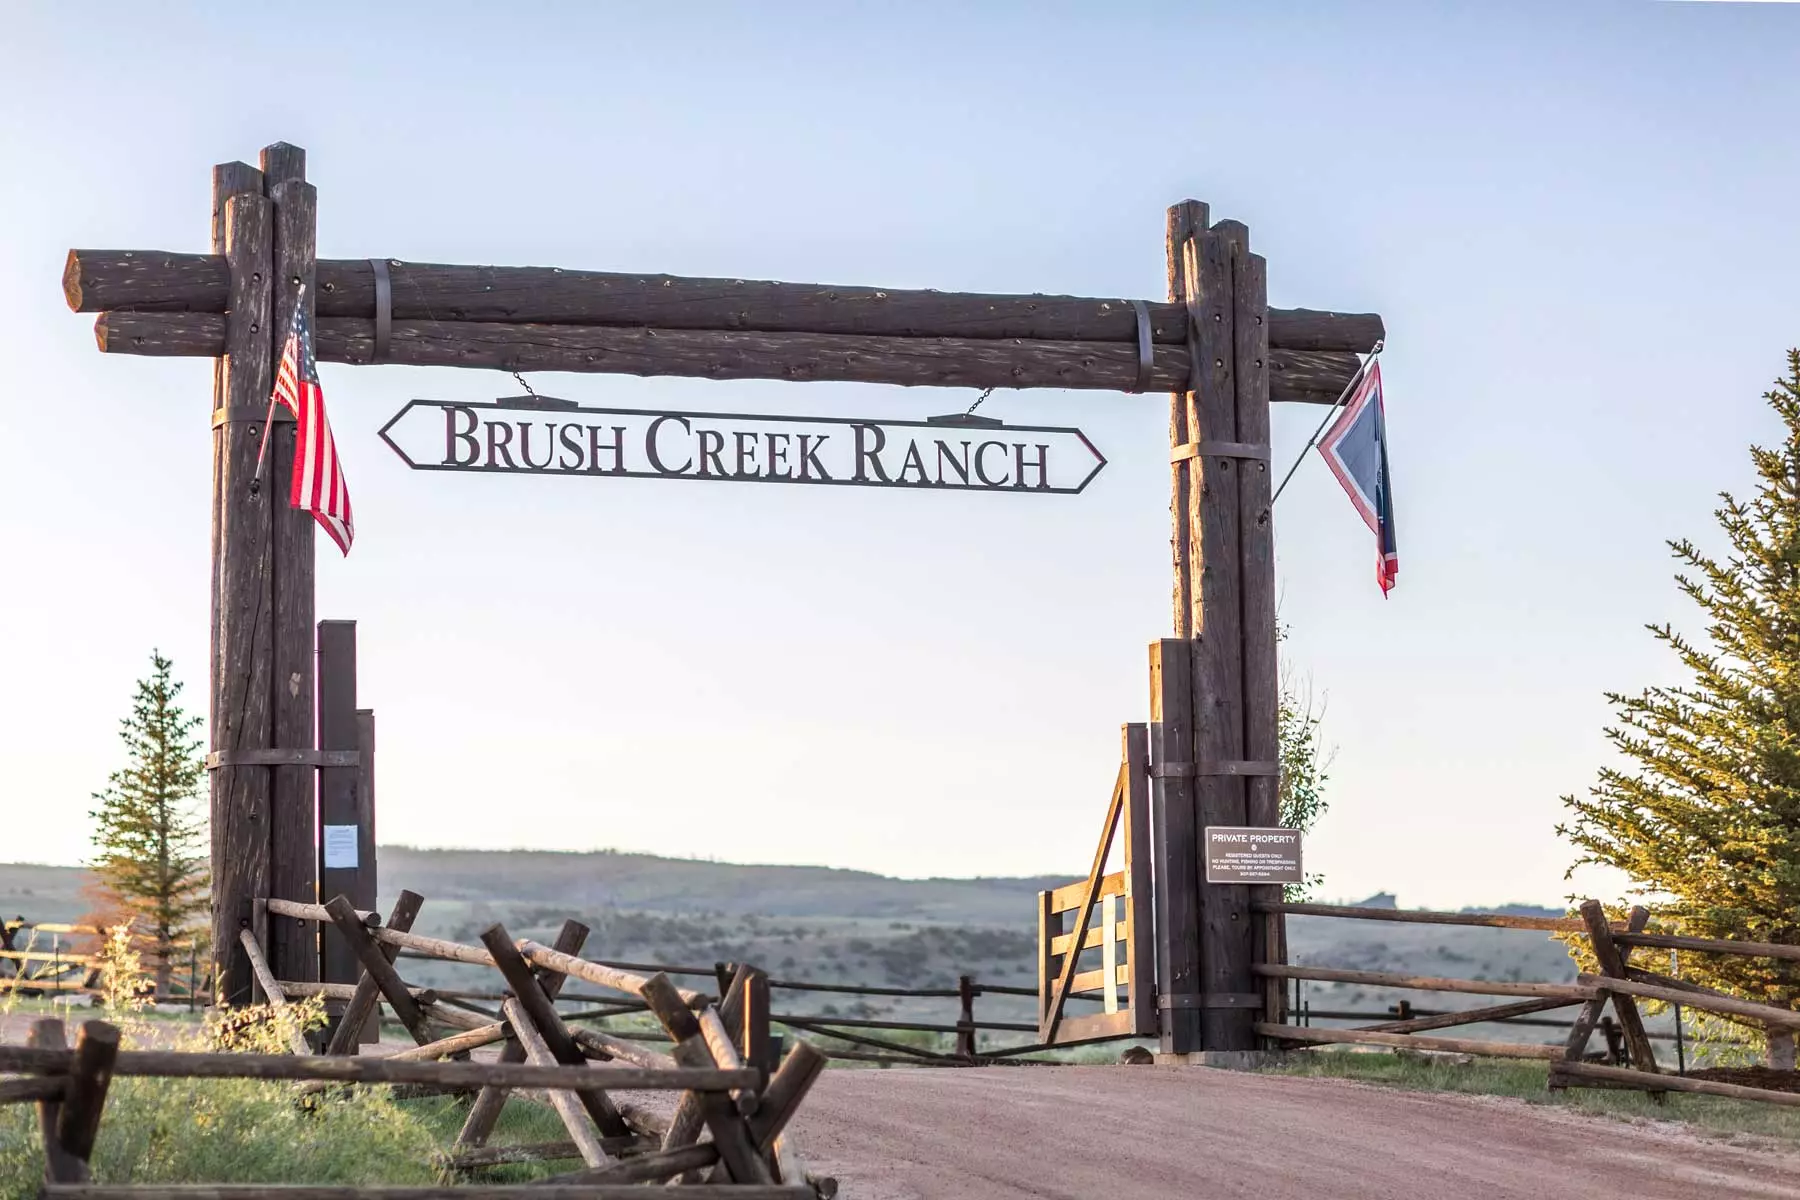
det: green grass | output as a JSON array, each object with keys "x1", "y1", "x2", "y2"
[{"x1": 1274, "y1": 1050, "x2": 1800, "y2": 1143}]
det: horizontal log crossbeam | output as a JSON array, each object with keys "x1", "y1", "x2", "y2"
[
  {"x1": 93, "y1": 311, "x2": 1360, "y2": 402},
  {"x1": 66, "y1": 249, "x2": 1383, "y2": 353}
]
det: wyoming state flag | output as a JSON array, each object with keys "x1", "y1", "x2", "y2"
[{"x1": 1318, "y1": 362, "x2": 1397, "y2": 595}]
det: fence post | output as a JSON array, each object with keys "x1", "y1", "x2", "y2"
[
  {"x1": 956, "y1": 975, "x2": 977, "y2": 1060},
  {"x1": 317, "y1": 620, "x2": 365, "y2": 1025}
]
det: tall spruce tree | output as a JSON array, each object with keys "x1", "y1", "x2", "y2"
[
  {"x1": 89, "y1": 651, "x2": 209, "y2": 994},
  {"x1": 1560, "y1": 351, "x2": 1800, "y2": 1012}
]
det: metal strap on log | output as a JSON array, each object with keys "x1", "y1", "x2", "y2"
[
  {"x1": 370, "y1": 258, "x2": 392, "y2": 362},
  {"x1": 1150, "y1": 760, "x2": 1278, "y2": 778},
  {"x1": 205, "y1": 749, "x2": 359, "y2": 770},
  {"x1": 1169, "y1": 441, "x2": 1270, "y2": 463}
]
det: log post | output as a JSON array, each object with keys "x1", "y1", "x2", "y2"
[
  {"x1": 209, "y1": 166, "x2": 275, "y2": 1008},
  {"x1": 1150, "y1": 639, "x2": 1200, "y2": 1055},
  {"x1": 29, "y1": 1019, "x2": 86, "y2": 1184},
  {"x1": 57, "y1": 1021, "x2": 119, "y2": 1168},
  {"x1": 638, "y1": 973, "x2": 773, "y2": 1185},
  {"x1": 955, "y1": 975, "x2": 977, "y2": 1060},
  {"x1": 264, "y1": 144, "x2": 318, "y2": 994},
  {"x1": 317, "y1": 622, "x2": 363, "y2": 1000},
  {"x1": 457, "y1": 918, "x2": 588, "y2": 1147},
  {"x1": 323, "y1": 896, "x2": 432, "y2": 1048},
  {"x1": 324, "y1": 890, "x2": 422, "y2": 1056}
]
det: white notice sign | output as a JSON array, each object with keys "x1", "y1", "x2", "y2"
[{"x1": 323, "y1": 824, "x2": 360, "y2": 869}]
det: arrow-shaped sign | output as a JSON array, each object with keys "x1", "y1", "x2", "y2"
[{"x1": 377, "y1": 399, "x2": 1107, "y2": 495}]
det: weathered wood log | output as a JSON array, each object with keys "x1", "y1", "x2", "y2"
[
  {"x1": 1557, "y1": 906, "x2": 1650, "y2": 1082},
  {"x1": 535, "y1": 1142, "x2": 720, "y2": 1186},
  {"x1": 56, "y1": 1021, "x2": 119, "y2": 1165},
  {"x1": 324, "y1": 897, "x2": 433, "y2": 1049},
  {"x1": 385, "y1": 1023, "x2": 507, "y2": 1062},
  {"x1": 516, "y1": 940, "x2": 706, "y2": 1007},
  {"x1": 438, "y1": 1139, "x2": 642, "y2": 1169},
  {"x1": 501, "y1": 999, "x2": 608, "y2": 1169},
  {"x1": 209, "y1": 182, "x2": 275, "y2": 1009},
  {"x1": 1553, "y1": 1059, "x2": 1800, "y2": 1107},
  {"x1": 0, "y1": 1077, "x2": 68, "y2": 1105},
  {"x1": 638, "y1": 973, "x2": 773, "y2": 1185},
  {"x1": 282, "y1": 980, "x2": 441, "y2": 1004},
  {"x1": 569, "y1": 1025, "x2": 676, "y2": 1071},
  {"x1": 1615, "y1": 929, "x2": 1800, "y2": 964},
  {"x1": 29, "y1": 1020, "x2": 87, "y2": 1184},
  {"x1": 664, "y1": 965, "x2": 752, "y2": 1177},
  {"x1": 64, "y1": 248, "x2": 1385, "y2": 352},
  {"x1": 1253, "y1": 1022, "x2": 1564, "y2": 1060},
  {"x1": 0, "y1": 1045, "x2": 755, "y2": 1093},
  {"x1": 1360, "y1": 996, "x2": 1583, "y2": 1035},
  {"x1": 749, "y1": 1042, "x2": 827, "y2": 1153},
  {"x1": 1252, "y1": 963, "x2": 1594, "y2": 1001},
  {"x1": 1254, "y1": 901, "x2": 1595, "y2": 933},
  {"x1": 238, "y1": 933, "x2": 307, "y2": 1055},
  {"x1": 458, "y1": 919, "x2": 589, "y2": 1150},
  {"x1": 265, "y1": 899, "x2": 380, "y2": 928},
  {"x1": 92, "y1": 311, "x2": 1360, "y2": 402},
  {"x1": 1578, "y1": 900, "x2": 1662, "y2": 1081},
  {"x1": 1577, "y1": 973, "x2": 1800, "y2": 1029},
  {"x1": 41, "y1": 1187, "x2": 813, "y2": 1200},
  {"x1": 325, "y1": 890, "x2": 423, "y2": 1056}
]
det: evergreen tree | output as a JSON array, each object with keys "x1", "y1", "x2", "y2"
[
  {"x1": 89, "y1": 651, "x2": 209, "y2": 994},
  {"x1": 1560, "y1": 352, "x2": 1800, "y2": 1010}
]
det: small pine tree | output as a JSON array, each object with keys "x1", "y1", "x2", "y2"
[
  {"x1": 89, "y1": 651, "x2": 210, "y2": 995},
  {"x1": 1560, "y1": 351, "x2": 1800, "y2": 1011}
]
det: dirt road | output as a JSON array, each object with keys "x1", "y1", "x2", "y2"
[{"x1": 789, "y1": 1065, "x2": 1800, "y2": 1199}]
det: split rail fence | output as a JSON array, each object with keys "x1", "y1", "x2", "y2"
[
  {"x1": 1, "y1": 919, "x2": 209, "y2": 1007},
  {"x1": 3, "y1": 890, "x2": 838, "y2": 1196},
  {"x1": 1252, "y1": 898, "x2": 1800, "y2": 1106}
]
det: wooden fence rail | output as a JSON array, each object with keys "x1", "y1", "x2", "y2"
[{"x1": 1254, "y1": 897, "x2": 1800, "y2": 1107}]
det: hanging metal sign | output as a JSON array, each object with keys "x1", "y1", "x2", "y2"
[
  {"x1": 1203, "y1": 827, "x2": 1304, "y2": 885},
  {"x1": 377, "y1": 397, "x2": 1106, "y2": 495}
]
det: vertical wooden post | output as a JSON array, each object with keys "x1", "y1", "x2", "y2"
[
  {"x1": 1149, "y1": 640, "x2": 1200, "y2": 1055},
  {"x1": 355, "y1": 706, "x2": 376, "y2": 1041},
  {"x1": 317, "y1": 621, "x2": 362, "y2": 997},
  {"x1": 1121, "y1": 722, "x2": 1156, "y2": 1037},
  {"x1": 955, "y1": 975, "x2": 977, "y2": 1060},
  {"x1": 264, "y1": 144, "x2": 318, "y2": 990},
  {"x1": 209, "y1": 165, "x2": 275, "y2": 1008},
  {"x1": 741, "y1": 967, "x2": 774, "y2": 1087}
]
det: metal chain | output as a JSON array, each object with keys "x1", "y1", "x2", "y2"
[
  {"x1": 965, "y1": 386, "x2": 995, "y2": 416},
  {"x1": 510, "y1": 370, "x2": 539, "y2": 400}
]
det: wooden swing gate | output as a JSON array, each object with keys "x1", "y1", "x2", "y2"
[{"x1": 63, "y1": 145, "x2": 1383, "y2": 1056}]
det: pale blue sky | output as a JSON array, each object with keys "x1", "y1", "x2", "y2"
[{"x1": 2, "y1": 2, "x2": 1796, "y2": 908}]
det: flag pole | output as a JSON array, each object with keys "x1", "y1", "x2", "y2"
[
  {"x1": 1270, "y1": 339, "x2": 1382, "y2": 505},
  {"x1": 250, "y1": 283, "x2": 306, "y2": 496}
]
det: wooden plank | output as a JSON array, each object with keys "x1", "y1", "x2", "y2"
[
  {"x1": 1048, "y1": 914, "x2": 1128, "y2": 957},
  {"x1": 94, "y1": 310, "x2": 1361, "y2": 403},
  {"x1": 1257, "y1": 901, "x2": 1594, "y2": 933},
  {"x1": 1167, "y1": 200, "x2": 1205, "y2": 636},
  {"x1": 1554, "y1": 1059, "x2": 1800, "y2": 1107},
  {"x1": 42, "y1": 1185, "x2": 813, "y2": 1200},
  {"x1": 56, "y1": 1021, "x2": 119, "y2": 1165},
  {"x1": 1257, "y1": 1022, "x2": 1564, "y2": 1060},
  {"x1": 1150, "y1": 641, "x2": 1201, "y2": 1055},
  {"x1": 1047, "y1": 1010, "x2": 1136, "y2": 1046},
  {"x1": 1360, "y1": 996, "x2": 1584, "y2": 1035},
  {"x1": 637, "y1": 973, "x2": 774, "y2": 1185},
  {"x1": 266, "y1": 899, "x2": 380, "y2": 927},
  {"x1": 323, "y1": 897, "x2": 432, "y2": 1047},
  {"x1": 1253, "y1": 963, "x2": 1593, "y2": 1001},
  {"x1": 209, "y1": 185, "x2": 275, "y2": 1008},
  {"x1": 324, "y1": 890, "x2": 422, "y2": 1057},
  {"x1": 1578, "y1": 972, "x2": 1800, "y2": 1028},
  {"x1": 237, "y1": 931, "x2": 307, "y2": 1054},
  {"x1": 315, "y1": 622, "x2": 359, "y2": 998},
  {"x1": 458, "y1": 920, "x2": 588, "y2": 1148},
  {"x1": 264, "y1": 154, "x2": 318, "y2": 996},
  {"x1": 479, "y1": 924, "x2": 632, "y2": 1140},
  {"x1": 1070, "y1": 964, "x2": 1132, "y2": 993},
  {"x1": 1580, "y1": 900, "x2": 1661, "y2": 1080},
  {"x1": 1047, "y1": 872, "x2": 1126, "y2": 915},
  {"x1": 1121, "y1": 723, "x2": 1156, "y2": 1036},
  {"x1": 501, "y1": 998, "x2": 608, "y2": 1168},
  {"x1": 1040, "y1": 772, "x2": 1127, "y2": 1044},
  {"x1": 64, "y1": 248, "x2": 1387, "y2": 353}
]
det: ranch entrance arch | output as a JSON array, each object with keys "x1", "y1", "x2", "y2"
[{"x1": 61, "y1": 141, "x2": 1384, "y2": 1057}]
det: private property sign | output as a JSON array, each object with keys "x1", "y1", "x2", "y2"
[
  {"x1": 1204, "y1": 827, "x2": 1304, "y2": 885},
  {"x1": 378, "y1": 398, "x2": 1107, "y2": 494}
]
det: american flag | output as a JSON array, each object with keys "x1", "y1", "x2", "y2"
[
  {"x1": 273, "y1": 299, "x2": 354, "y2": 555},
  {"x1": 1318, "y1": 361, "x2": 1396, "y2": 595}
]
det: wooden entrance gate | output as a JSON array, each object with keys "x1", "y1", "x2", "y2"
[{"x1": 62, "y1": 141, "x2": 1384, "y2": 1056}]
